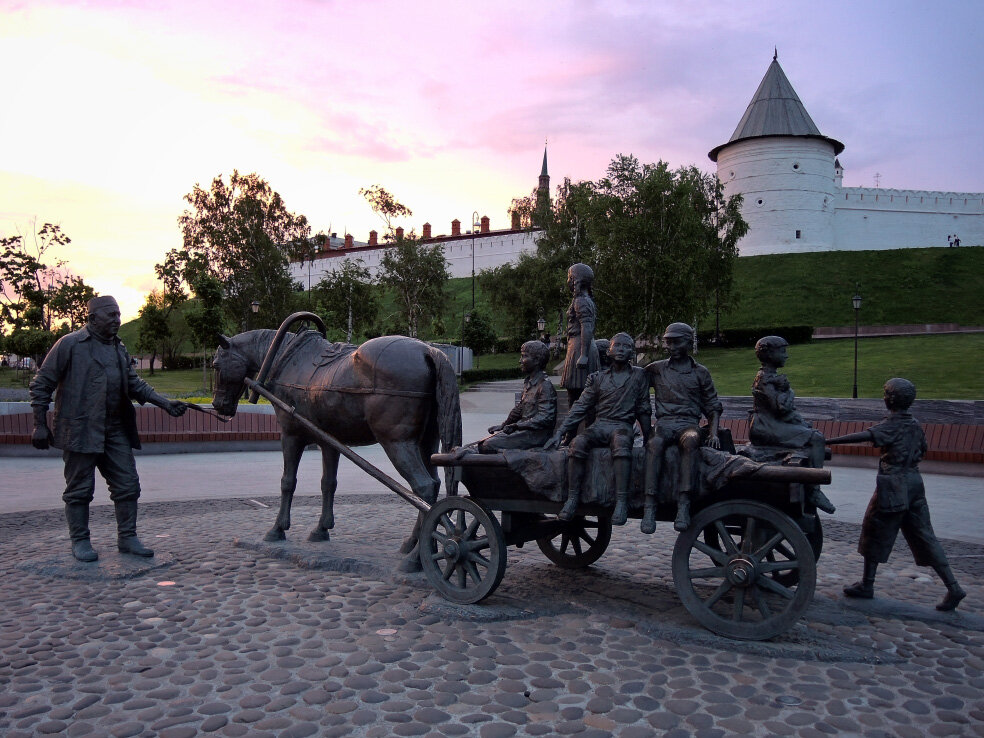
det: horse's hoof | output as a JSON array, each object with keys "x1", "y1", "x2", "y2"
[
  {"x1": 263, "y1": 529, "x2": 286, "y2": 542},
  {"x1": 397, "y1": 556, "x2": 422, "y2": 574},
  {"x1": 308, "y1": 528, "x2": 330, "y2": 542}
]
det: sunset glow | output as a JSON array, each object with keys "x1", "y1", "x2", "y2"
[{"x1": 2, "y1": 1, "x2": 981, "y2": 319}]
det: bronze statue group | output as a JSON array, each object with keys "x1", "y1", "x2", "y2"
[
  {"x1": 30, "y1": 278, "x2": 965, "y2": 612},
  {"x1": 463, "y1": 263, "x2": 965, "y2": 612}
]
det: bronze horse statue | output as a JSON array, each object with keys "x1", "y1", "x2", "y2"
[{"x1": 212, "y1": 318, "x2": 461, "y2": 567}]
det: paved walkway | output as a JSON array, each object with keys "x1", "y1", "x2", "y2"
[{"x1": 1, "y1": 384, "x2": 983, "y2": 737}]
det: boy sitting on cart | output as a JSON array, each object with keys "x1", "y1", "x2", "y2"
[
  {"x1": 455, "y1": 340, "x2": 557, "y2": 456},
  {"x1": 545, "y1": 333, "x2": 651, "y2": 525},
  {"x1": 643, "y1": 322, "x2": 722, "y2": 534}
]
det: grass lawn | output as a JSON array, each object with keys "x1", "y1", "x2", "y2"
[
  {"x1": 5, "y1": 334, "x2": 980, "y2": 400},
  {"x1": 695, "y1": 333, "x2": 984, "y2": 399}
]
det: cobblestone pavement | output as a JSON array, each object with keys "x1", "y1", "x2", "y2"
[{"x1": 2, "y1": 495, "x2": 983, "y2": 738}]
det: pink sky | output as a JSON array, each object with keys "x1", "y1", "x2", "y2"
[{"x1": 2, "y1": 0, "x2": 982, "y2": 320}]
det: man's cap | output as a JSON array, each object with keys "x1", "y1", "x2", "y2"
[
  {"x1": 87, "y1": 295, "x2": 119, "y2": 313},
  {"x1": 663, "y1": 322, "x2": 694, "y2": 340}
]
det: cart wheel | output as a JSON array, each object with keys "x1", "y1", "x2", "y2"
[
  {"x1": 536, "y1": 515, "x2": 612, "y2": 569},
  {"x1": 703, "y1": 514, "x2": 823, "y2": 588},
  {"x1": 673, "y1": 500, "x2": 816, "y2": 640},
  {"x1": 420, "y1": 497, "x2": 507, "y2": 604}
]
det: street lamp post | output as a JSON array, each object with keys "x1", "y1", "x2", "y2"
[
  {"x1": 537, "y1": 316, "x2": 547, "y2": 342},
  {"x1": 852, "y1": 286, "x2": 862, "y2": 399},
  {"x1": 249, "y1": 300, "x2": 260, "y2": 332}
]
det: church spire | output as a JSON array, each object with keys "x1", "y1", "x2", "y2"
[{"x1": 535, "y1": 141, "x2": 551, "y2": 227}]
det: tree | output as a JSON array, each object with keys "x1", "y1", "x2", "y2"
[
  {"x1": 177, "y1": 171, "x2": 310, "y2": 330},
  {"x1": 185, "y1": 273, "x2": 225, "y2": 391},
  {"x1": 379, "y1": 240, "x2": 450, "y2": 338},
  {"x1": 136, "y1": 292, "x2": 170, "y2": 375},
  {"x1": 483, "y1": 156, "x2": 748, "y2": 348},
  {"x1": 482, "y1": 178, "x2": 596, "y2": 342},
  {"x1": 462, "y1": 309, "x2": 497, "y2": 355},
  {"x1": 313, "y1": 258, "x2": 378, "y2": 342},
  {"x1": 361, "y1": 186, "x2": 449, "y2": 338},
  {"x1": 0, "y1": 222, "x2": 95, "y2": 337}
]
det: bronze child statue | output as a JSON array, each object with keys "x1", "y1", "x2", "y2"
[
  {"x1": 827, "y1": 378, "x2": 965, "y2": 611},
  {"x1": 466, "y1": 340, "x2": 557, "y2": 454},
  {"x1": 546, "y1": 332, "x2": 651, "y2": 525},
  {"x1": 643, "y1": 322, "x2": 722, "y2": 533},
  {"x1": 749, "y1": 335, "x2": 836, "y2": 514},
  {"x1": 560, "y1": 263, "x2": 600, "y2": 407},
  {"x1": 29, "y1": 295, "x2": 188, "y2": 562}
]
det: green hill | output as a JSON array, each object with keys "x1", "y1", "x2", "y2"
[
  {"x1": 718, "y1": 246, "x2": 984, "y2": 329},
  {"x1": 120, "y1": 246, "x2": 984, "y2": 344}
]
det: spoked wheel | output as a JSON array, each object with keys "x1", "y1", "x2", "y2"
[
  {"x1": 673, "y1": 500, "x2": 816, "y2": 640},
  {"x1": 420, "y1": 497, "x2": 507, "y2": 604},
  {"x1": 536, "y1": 515, "x2": 612, "y2": 569},
  {"x1": 702, "y1": 513, "x2": 822, "y2": 588}
]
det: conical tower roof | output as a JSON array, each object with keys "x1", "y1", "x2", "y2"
[{"x1": 709, "y1": 56, "x2": 844, "y2": 161}]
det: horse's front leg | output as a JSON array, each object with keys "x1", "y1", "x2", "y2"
[
  {"x1": 309, "y1": 445, "x2": 339, "y2": 541},
  {"x1": 265, "y1": 433, "x2": 306, "y2": 542}
]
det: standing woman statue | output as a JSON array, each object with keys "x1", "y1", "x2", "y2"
[{"x1": 560, "y1": 263, "x2": 600, "y2": 407}]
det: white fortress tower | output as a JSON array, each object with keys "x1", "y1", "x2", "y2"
[
  {"x1": 710, "y1": 54, "x2": 983, "y2": 255},
  {"x1": 709, "y1": 54, "x2": 844, "y2": 255}
]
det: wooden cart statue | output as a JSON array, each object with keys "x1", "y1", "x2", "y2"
[
  {"x1": 225, "y1": 315, "x2": 832, "y2": 642},
  {"x1": 425, "y1": 445, "x2": 830, "y2": 641}
]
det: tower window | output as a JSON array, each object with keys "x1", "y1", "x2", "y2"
[{"x1": 795, "y1": 230, "x2": 801, "y2": 239}]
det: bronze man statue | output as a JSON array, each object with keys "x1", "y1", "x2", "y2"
[
  {"x1": 560, "y1": 263, "x2": 600, "y2": 407},
  {"x1": 826, "y1": 378, "x2": 965, "y2": 611},
  {"x1": 546, "y1": 332, "x2": 651, "y2": 525},
  {"x1": 644, "y1": 322, "x2": 722, "y2": 533},
  {"x1": 468, "y1": 340, "x2": 557, "y2": 453},
  {"x1": 749, "y1": 335, "x2": 836, "y2": 514},
  {"x1": 29, "y1": 295, "x2": 188, "y2": 562}
]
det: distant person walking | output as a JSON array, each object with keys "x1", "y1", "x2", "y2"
[{"x1": 948, "y1": 234, "x2": 953, "y2": 247}]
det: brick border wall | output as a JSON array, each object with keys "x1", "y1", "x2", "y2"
[{"x1": 0, "y1": 406, "x2": 282, "y2": 446}]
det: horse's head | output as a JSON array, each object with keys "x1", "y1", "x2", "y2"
[{"x1": 212, "y1": 334, "x2": 252, "y2": 417}]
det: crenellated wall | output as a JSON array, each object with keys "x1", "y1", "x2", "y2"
[
  {"x1": 289, "y1": 229, "x2": 542, "y2": 284},
  {"x1": 833, "y1": 187, "x2": 984, "y2": 249}
]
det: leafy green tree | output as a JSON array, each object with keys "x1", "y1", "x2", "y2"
[
  {"x1": 0, "y1": 222, "x2": 94, "y2": 337},
  {"x1": 313, "y1": 258, "x2": 378, "y2": 342},
  {"x1": 177, "y1": 171, "x2": 310, "y2": 330},
  {"x1": 136, "y1": 292, "x2": 170, "y2": 375},
  {"x1": 185, "y1": 273, "x2": 226, "y2": 391},
  {"x1": 462, "y1": 309, "x2": 497, "y2": 355},
  {"x1": 379, "y1": 240, "x2": 449, "y2": 338},
  {"x1": 484, "y1": 156, "x2": 747, "y2": 347},
  {"x1": 483, "y1": 178, "x2": 595, "y2": 342},
  {"x1": 361, "y1": 186, "x2": 449, "y2": 338}
]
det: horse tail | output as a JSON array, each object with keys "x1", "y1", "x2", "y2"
[{"x1": 428, "y1": 345, "x2": 462, "y2": 495}]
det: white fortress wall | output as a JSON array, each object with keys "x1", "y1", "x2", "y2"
[
  {"x1": 718, "y1": 137, "x2": 838, "y2": 256},
  {"x1": 289, "y1": 229, "x2": 541, "y2": 286},
  {"x1": 833, "y1": 188, "x2": 984, "y2": 249}
]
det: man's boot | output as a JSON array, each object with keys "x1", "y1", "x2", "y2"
[
  {"x1": 843, "y1": 559, "x2": 877, "y2": 599},
  {"x1": 65, "y1": 503, "x2": 98, "y2": 562},
  {"x1": 115, "y1": 501, "x2": 154, "y2": 557},
  {"x1": 611, "y1": 458, "x2": 631, "y2": 525},
  {"x1": 934, "y1": 564, "x2": 966, "y2": 611},
  {"x1": 559, "y1": 456, "x2": 585, "y2": 521},
  {"x1": 640, "y1": 494, "x2": 657, "y2": 535}
]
